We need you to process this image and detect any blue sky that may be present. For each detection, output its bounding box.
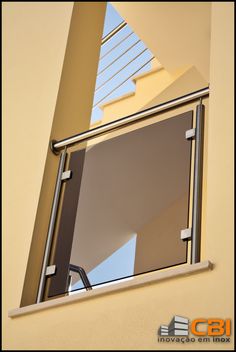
[102,2,122,37]
[71,236,137,292]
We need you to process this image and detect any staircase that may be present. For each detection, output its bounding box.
[89,11,208,129]
[91,61,207,127]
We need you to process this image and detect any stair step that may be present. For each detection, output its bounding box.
[100,91,135,110]
[132,63,163,83]
[99,64,163,110]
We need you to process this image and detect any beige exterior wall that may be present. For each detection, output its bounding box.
[2,2,234,350]
[2,0,73,329]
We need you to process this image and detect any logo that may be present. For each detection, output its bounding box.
[157,315,231,344]
[158,315,189,336]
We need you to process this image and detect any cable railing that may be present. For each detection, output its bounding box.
[101,21,127,45]
[95,48,149,93]
[91,21,155,114]
[100,31,133,60]
[97,39,141,77]
[93,56,154,109]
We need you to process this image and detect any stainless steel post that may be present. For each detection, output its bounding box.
[191,100,205,264]
[36,149,67,303]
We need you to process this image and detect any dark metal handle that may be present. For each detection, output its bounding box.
[69,264,92,291]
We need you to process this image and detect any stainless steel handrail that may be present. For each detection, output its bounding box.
[101,21,127,45]
[97,39,141,77]
[51,87,209,152]
[93,56,154,108]
[95,48,148,92]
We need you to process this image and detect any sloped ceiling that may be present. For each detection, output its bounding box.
[112,2,211,81]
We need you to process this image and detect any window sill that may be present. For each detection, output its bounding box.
[9,260,213,318]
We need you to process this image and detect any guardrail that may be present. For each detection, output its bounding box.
[92,21,154,110]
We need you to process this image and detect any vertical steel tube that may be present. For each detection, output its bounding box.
[36,149,67,303]
[191,100,205,264]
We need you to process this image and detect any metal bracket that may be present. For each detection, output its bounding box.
[185,128,196,140]
[61,170,72,181]
[181,228,192,241]
[45,265,56,276]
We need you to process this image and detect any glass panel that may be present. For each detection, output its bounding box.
[48,111,193,298]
